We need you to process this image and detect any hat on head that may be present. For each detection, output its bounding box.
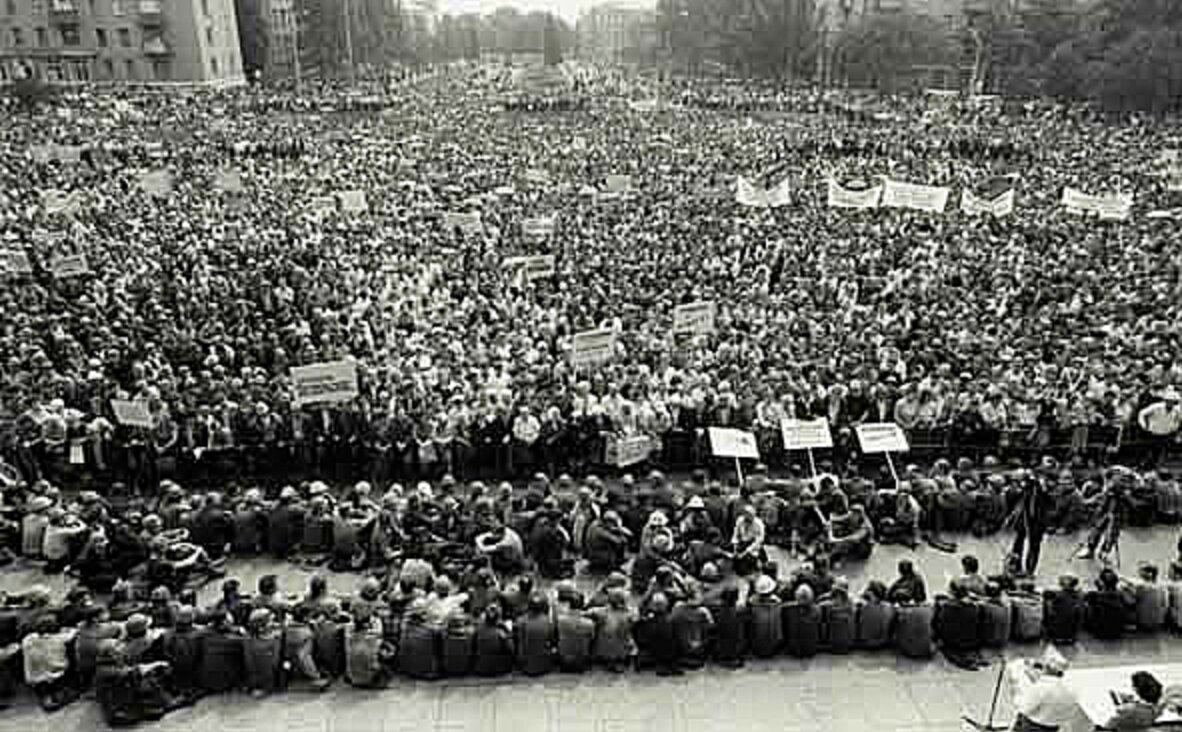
[1041,645,1068,674]
[685,496,705,510]
[753,575,776,596]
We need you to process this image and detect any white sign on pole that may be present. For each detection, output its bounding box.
[444,211,484,234]
[139,169,174,197]
[0,249,33,275]
[522,215,556,237]
[50,253,90,279]
[605,174,633,193]
[502,254,555,282]
[214,168,244,193]
[571,328,616,368]
[111,399,154,428]
[708,427,760,460]
[855,423,910,453]
[291,360,359,406]
[672,301,717,335]
[781,418,834,450]
[605,435,656,467]
[309,195,338,215]
[338,190,368,213]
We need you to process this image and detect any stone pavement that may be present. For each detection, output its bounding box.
[1,524,1178,732]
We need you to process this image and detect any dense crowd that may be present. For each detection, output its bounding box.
[1,466,1182,725]
[1,65,1182,723]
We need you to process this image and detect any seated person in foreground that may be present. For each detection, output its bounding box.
[1106,671,1164,731]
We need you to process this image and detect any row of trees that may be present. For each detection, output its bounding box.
[660,0,1182,113]
[286,1,573,79]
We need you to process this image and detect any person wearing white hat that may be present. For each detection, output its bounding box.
[1009,646,1076,731]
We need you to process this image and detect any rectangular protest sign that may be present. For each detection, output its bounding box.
[111,399,153,429]
[42,189,81,216]
[309,196,338,215]
[673,301,717,335]
[1062,187,1132,221]
[781,418,834,450]
[338,190,368,213]
[827,179,882,209]
[604,435,656,467]
[214,168,244,193]
[605,174,633,193]
[50,253,89,279]
[0,249,33,275]
[708,427,760,460]
[444,211,484,234]
[571,328,616,368]
[139,170,174,198]
[855,423,910,453]
[291,360,359,406]
[502,254,555,282]
[736,176,768,208]
[961,188,1015,217]
[882,179,951,214]
[522,216,556,237]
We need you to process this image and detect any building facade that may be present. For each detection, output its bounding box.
[0,0,245,85]
[577,2,657,65]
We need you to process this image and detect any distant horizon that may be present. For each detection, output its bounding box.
[435,0,654,22]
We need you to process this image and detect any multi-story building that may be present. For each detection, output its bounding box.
[577,2,657,65]
[237,0,295,80]
[0,0,245,85]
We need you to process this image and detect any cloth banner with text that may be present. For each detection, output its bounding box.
[1062,187,1132,221]
[881,179,951,214]
[826,179,882,209]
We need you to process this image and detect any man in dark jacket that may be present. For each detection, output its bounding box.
[515,594,556,676]
[933,581,985,670]
[555,596,596,673]
[197,613,245,694]
[634,592,680,676]
[472,605,515,677]
[584,512,632,574]
[1010,473,1054,576]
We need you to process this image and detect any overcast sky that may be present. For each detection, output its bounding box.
[436,0,653,22]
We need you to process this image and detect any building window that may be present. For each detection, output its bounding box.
[151,58,167,79]
[30,0,42,13]
[112,0,124,14]
[12,27,23,45]
[4,0,14,15]
[102,57,113,77]
[61,25,79,44]
[210,55,217,74]
[118,26,130,45]
[36,27,47,46]
[96,27,106,45]
[124,58,134,78]
[205,26,212,44]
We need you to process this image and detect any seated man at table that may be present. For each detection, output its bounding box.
[1010,646,1076,732]
[1106,671,1164,731]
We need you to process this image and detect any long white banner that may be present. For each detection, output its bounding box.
[827,179,882,209]
[961,188,1015,217]
[571,329,616,368]
[291,360,359,406]
[1062,187,1132,221]
[736,177,791,208]
[882,179,951,214]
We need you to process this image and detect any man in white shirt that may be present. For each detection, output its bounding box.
[1008,647,1078,731]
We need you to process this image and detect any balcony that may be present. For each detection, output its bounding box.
[49,0,81,25]
[138,0,164,26]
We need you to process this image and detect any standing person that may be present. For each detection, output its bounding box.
[1010,472,1054,577]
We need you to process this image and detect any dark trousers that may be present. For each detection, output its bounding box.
[1011,523,1045,575]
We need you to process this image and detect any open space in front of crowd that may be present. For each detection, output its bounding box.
[4,5,1182,727]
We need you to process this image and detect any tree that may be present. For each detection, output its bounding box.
[543,13,563,66]
[6,76,54,113]
[835,12,958,92]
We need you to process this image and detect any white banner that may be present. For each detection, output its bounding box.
[605,435,656,467]
[961,188,1015,217]
[338,190,368,213]
[855,423,910,453]
[291,360,359,406]
[524,168,551,184]
[781,418,834,450]
[882,179,951,213]
[50,253,89,279]
[571,328,616,368]
[673,301,717,335]
[111,399,153,429]
[42,189,81,216]
[1062,187,1132,221]
[522,215,556,237]
[827,179,882,209]
[444,211,484,234]
[708,427,760,460]
[736,177,791,208]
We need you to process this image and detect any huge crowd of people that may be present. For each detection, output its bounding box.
[1,64,1182,724]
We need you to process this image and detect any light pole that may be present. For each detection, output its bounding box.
[343,0,356,85]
